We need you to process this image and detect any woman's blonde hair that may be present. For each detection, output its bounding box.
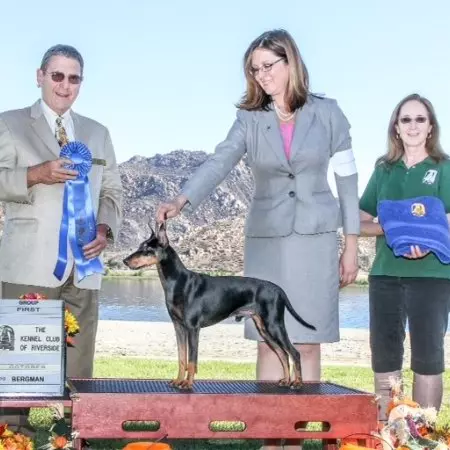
[237,29,309,112]
[378,93,447,165]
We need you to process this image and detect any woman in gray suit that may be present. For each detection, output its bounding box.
[157,28,359,450]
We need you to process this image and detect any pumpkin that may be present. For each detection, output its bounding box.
[122,442,172,450]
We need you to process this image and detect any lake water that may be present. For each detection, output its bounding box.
[99,278,371,329]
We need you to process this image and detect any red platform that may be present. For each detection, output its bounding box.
[69,378,379,449]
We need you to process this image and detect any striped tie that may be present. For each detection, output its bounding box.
[55,116,69,147]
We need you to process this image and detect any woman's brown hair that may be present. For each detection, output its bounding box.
[378,93,447,165]
[237,29,309,112]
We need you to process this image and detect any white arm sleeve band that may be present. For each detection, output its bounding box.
[330,149,357,176]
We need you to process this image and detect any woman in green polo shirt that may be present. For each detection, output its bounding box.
[359,93,450,421]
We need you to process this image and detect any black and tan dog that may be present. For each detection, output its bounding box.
[123,222,316,390]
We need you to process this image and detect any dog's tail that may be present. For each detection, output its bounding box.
[281,290,316,331]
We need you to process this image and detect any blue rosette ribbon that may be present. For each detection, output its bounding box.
[53,141,104,282]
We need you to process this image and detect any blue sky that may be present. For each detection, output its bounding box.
[1,0,449,193]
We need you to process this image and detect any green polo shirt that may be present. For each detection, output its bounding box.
[360,157,450,279]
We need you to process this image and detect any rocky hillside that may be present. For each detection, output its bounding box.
[0,150,376,274]
[117,150,253,248]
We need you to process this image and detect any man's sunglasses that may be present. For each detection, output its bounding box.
[46,71,83,85]
[399,116,428,125]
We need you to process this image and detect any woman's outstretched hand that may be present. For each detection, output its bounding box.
[156,195,188,223]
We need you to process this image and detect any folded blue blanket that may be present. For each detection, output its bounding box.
[377,196,450,264]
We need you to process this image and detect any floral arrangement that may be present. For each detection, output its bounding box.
[340,377,450,450]
[18,293,80,346]
[38,406,77,450]
[377,377,450,449]
[0,424,34,450]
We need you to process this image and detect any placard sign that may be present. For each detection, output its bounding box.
[0,299,65,397]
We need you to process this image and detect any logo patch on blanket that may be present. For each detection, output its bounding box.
[411,202,426,217]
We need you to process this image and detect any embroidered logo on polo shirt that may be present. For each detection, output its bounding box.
[411,203,426,217]
[422,169,437,185]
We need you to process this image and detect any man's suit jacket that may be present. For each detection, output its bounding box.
[0,100,122,290]
[182,95,360,237]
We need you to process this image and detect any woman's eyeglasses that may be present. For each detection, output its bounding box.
[399,116,428,125]
[249,57,284,78]
[46,71,83,85]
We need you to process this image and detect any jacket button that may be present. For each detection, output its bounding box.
[289,191,295,198]
[288,173,295,179]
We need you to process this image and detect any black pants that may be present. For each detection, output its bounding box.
[369,275,450,375]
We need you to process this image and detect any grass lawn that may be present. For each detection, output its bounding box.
[27,358,450,449]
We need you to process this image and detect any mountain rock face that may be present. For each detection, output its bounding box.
[0,150,376,274]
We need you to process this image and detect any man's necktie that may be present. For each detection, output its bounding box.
[55,116,69,147]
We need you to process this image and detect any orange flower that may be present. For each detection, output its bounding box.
[386,398,419,415]
[2,437,20,450]
[51,435,68,449]
[0,433,33,450]
[417,425,428,436]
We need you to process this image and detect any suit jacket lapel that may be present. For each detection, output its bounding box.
[71,112,90,145]
[289,98,315,161]
[30,100,61,158]
[260,109,290,170]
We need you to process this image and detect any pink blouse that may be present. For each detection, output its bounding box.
[280,122,295,160]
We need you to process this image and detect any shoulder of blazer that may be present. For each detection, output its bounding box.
[0,105,32,122]
[71,111,108,134]
[236,107,272,126]
[307,93,337,109]
[305,93,341,126]
[236,108,255,121]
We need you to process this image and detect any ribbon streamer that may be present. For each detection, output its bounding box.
[54,141,104,282]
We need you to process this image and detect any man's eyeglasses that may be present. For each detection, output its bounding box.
[399,116,428,125]
[46,71,83,85]
[249,57,285,78]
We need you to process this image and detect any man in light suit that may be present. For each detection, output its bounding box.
[0,45,122,427]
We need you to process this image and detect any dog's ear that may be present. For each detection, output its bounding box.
[147,220,156,239]
[157,221,169,248]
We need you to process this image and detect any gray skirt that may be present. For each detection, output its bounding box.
[243,232,340,344]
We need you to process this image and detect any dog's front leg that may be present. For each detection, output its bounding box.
[179,327,200,390]
[170,320,188,388]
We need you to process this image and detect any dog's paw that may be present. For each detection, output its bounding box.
[178,380,194,390]
[289,378,303,389]
[169,378,193,390]
[169,378,185,388]
[277,378,290,387]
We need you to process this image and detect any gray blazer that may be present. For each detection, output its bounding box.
[182,95,360,237]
